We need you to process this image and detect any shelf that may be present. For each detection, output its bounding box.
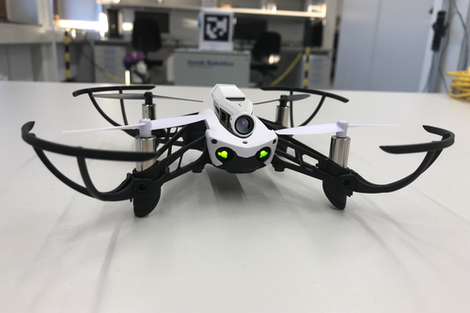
[230,6,326,18]
[104,3,326,19]
[0,22,63,45]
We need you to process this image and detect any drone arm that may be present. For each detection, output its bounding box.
[158,136,209,183]
[131,124,211,217]
[272,136,344,186]
[136,123,210,183]
[272,125,454,209]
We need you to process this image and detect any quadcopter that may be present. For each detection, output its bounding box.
[22,84,455,217]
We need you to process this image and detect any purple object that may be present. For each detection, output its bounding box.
[123,51,146,68]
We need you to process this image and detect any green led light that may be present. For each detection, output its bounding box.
[218,150,228,159]
[259,150,269,158]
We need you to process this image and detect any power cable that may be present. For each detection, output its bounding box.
[270,52,303,87]
[71,33,126,84]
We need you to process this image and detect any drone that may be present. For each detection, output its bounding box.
[22,84,454,217]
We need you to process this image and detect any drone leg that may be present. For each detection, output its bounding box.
[132,178,162,217]
[322,182,347,210]
[323,135,352,210]
[321,162,349,210]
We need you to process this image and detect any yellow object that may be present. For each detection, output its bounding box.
[103,70,126,84]
[447,67,470,100]
[270,52,303,87]
[303,46,311,88]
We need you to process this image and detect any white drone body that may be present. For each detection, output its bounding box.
[205,84,277,173]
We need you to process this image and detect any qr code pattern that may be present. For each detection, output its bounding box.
[203,15,230,42]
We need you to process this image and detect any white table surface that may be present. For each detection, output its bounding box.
[1,81,469,313]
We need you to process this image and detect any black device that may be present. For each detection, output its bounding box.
[234,17,268,42]
[304,18,323,47]
[432,11,447,51]
[134,11,170,34]
[107,8,122,38]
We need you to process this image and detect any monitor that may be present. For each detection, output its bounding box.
[134,11,170,34]
[234,17,268,42]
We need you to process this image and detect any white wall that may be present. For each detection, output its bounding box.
[58,0,100,20]
[420,0,470,92]
[6,0,39,24]
[334,0,470,92]
[334,0,435,91]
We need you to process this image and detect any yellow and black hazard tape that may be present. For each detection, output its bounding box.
[64,31,71,82]
[303,46,311,89]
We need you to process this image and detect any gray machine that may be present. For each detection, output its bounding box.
[174,49,251,87]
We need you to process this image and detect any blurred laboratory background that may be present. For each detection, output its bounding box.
[0,0,468,92]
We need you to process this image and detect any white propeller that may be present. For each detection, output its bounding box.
[63,114,207,137]
[275,120,398,137]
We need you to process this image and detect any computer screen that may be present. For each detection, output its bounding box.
[134,11,170,34]
[234,17,267,42]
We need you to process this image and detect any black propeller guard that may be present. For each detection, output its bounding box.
[262,118,455,210]
[21,85,455,216]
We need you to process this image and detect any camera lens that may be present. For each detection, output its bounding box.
[234,116,254,135]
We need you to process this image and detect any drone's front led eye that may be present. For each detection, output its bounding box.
[258,147,271,160]
[216,147,233,162]
[218,150,228,159]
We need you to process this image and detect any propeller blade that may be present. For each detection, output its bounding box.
[93,93,203,102]
[64,115,207,135]
[155,95,204,103]
[63,123,145,133]
[349,123,399,128]
[286,94,311,102]
[275,121,398,136]
[275,123,343,135]
[150,114,207,130]
[253,93,311,105]
[63,113,207,136]
[253,98,279,105]
[93,94,144,100]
